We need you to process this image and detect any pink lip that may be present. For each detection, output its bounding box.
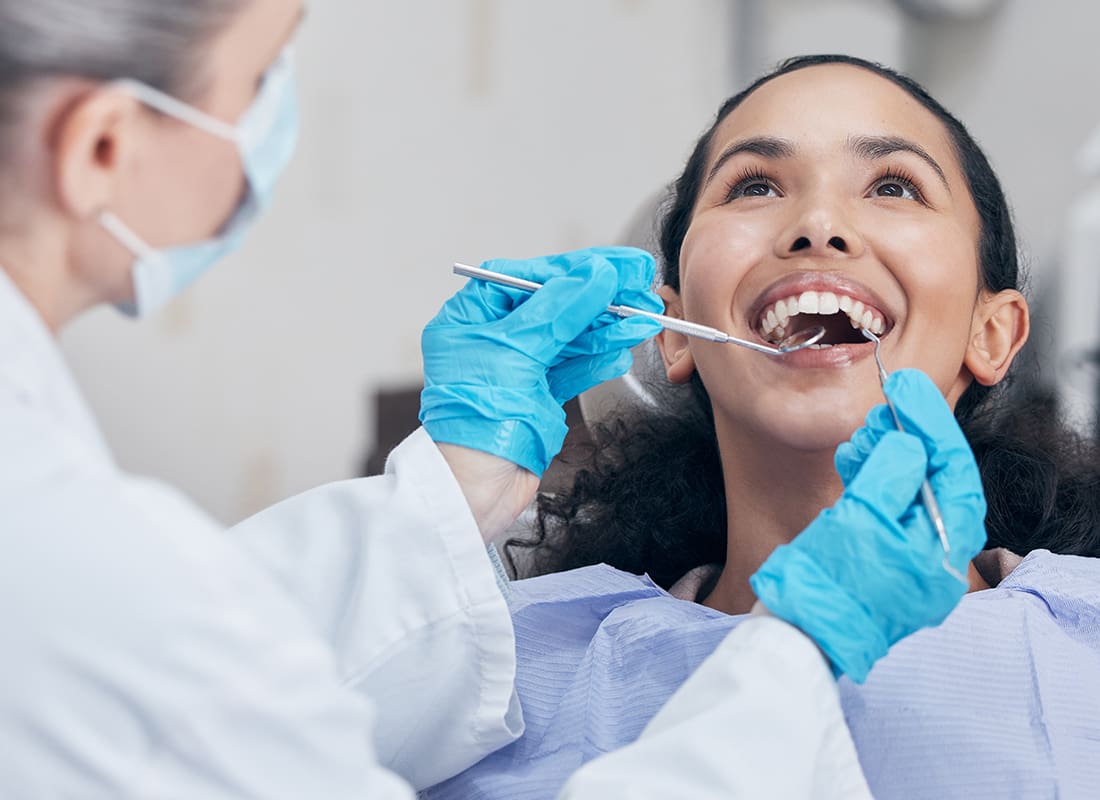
[770,340,876,369]
[746,271,897,336]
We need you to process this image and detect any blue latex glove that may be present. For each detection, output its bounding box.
[420,247,663,476]
[749,369,987,683]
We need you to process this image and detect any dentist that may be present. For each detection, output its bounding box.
[0,0,664,795]
[0,0,986,797]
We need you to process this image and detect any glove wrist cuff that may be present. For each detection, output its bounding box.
[421,413,565,477]
[749,548,889,683]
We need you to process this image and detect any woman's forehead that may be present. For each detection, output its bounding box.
[708,64,960,173]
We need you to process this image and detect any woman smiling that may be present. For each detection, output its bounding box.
[426,55,1100,800]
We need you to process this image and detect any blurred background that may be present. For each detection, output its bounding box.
[59,0,1100,524]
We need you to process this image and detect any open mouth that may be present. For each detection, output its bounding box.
[755,290,891,348]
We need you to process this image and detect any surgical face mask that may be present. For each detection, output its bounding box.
[99,43,300,317]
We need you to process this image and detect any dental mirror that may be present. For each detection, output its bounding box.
[772,325,827,353]
[453,263,826,357]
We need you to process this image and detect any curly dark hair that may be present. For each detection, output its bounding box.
[508,55,1100,586]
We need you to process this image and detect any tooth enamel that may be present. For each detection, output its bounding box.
[758,291,889,342]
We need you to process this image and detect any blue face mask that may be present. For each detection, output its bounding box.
[99,43,300,317]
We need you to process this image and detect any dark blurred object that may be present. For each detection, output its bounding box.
[362,385,423,476]
[361,383,592,487]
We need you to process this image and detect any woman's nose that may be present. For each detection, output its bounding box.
[775,199,864,259]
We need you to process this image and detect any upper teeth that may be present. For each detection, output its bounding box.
[759,290,886,341]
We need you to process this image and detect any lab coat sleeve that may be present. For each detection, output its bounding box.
[230,427,522,789]
[0,406,432,799]
[557,611,873,800]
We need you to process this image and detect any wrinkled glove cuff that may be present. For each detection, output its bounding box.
[420,385,566,477]
[750,546,889,683]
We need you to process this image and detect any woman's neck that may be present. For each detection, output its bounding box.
[701,416,844,615]
[0,228,89,333]
[698,412,992,614]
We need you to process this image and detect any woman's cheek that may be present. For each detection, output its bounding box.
[681,223,761,318]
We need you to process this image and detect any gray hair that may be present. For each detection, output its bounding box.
[0,0,246,121]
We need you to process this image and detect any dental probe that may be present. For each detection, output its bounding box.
[453,263,825,355]
[861,328,968,585]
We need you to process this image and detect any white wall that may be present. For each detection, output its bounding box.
[61,0,737,524]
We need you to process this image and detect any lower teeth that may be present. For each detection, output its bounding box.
[807,343,833,349]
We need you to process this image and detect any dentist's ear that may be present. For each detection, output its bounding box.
[655,286,696,384]
[964,289,1029,386]
[53,86,143,219]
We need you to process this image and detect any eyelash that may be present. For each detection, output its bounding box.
[720,167,928,204]
[870,169,926,204]
[722,168,776,202]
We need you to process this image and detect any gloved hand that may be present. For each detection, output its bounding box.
[420,247,663,477]
[749,369,987,683]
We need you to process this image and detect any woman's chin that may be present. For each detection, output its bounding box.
[718,389,873,456]
[771,418,860,454]
[717,410,863,459]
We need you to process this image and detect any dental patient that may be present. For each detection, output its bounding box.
[424,55,1100,799]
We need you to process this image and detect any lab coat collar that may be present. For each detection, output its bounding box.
[0,266,114,466]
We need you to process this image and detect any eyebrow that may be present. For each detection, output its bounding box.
[848,135,950,192]
[704,136,795,188]
[703,133,952,194]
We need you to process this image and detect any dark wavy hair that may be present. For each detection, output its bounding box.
[508,55,1100,586]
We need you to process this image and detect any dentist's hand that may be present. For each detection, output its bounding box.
[420,247,663,540]
[750,369,987,683]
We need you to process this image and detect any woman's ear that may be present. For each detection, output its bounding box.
[964,289,1029,386]
[655,285,696,384]
[52,86,142,219]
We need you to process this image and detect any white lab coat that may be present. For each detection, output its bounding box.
[0,267,870,798]
[0,269,520,797]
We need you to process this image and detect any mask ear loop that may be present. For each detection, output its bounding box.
[106,79,240,143]
[98,210,160,261]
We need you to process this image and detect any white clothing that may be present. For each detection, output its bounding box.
[0,269,520,797]
[0,267,868,798]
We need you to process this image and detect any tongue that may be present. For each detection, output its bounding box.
[789,313,866,345]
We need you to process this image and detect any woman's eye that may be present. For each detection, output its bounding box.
[871,177,921,202]
[726,177,778,201]
[743,181,773,197]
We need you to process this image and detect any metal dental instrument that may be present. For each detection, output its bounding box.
[861,328,968,585]
[453,263,826,355]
